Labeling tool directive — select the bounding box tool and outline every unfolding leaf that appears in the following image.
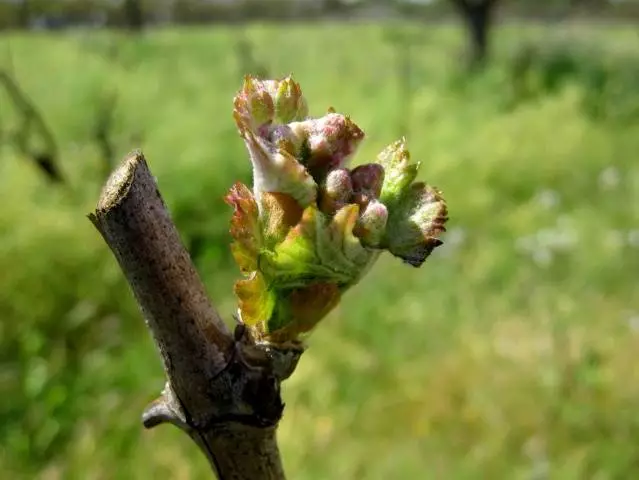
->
[321,204,371,274]
[261,204,376,290]
[259,206,320,287]
[260,191,304,248]
[224,182,261,273]
[235,272,275,327]
[377,139,420,206]
[241,129,317,208]
[384,182,448,267]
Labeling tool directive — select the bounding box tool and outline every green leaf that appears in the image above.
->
[260,204,376,289]
[235,272,276,328]
[384,182,448,267]
[377,139,420,206]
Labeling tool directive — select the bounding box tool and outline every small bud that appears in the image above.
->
[354,200,388,247]
[325,168,353,201]
[287,114,365,180]
[259,203,373,292]
[320,168,353,214]
[348,164,385,211]
[233,76,308,132]
[377,139,420,206]
[249,91,274,128]
[273,76,309,123]
[234,76,275,130]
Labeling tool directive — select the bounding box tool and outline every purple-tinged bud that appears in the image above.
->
[348,163,385,211]
[308,114,364,168]
[285,113,365,180]
[350,163,385,198]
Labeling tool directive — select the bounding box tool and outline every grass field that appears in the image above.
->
[1,21,638,479]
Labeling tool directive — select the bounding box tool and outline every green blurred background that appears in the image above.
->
[1,1,638,478]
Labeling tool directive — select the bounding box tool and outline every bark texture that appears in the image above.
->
[89,151,301,479]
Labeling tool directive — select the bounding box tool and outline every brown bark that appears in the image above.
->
[89,151,301,479]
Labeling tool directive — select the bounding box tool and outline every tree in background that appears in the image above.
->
[16,0,31,28]
[123,0,144,30]
[450,0,499,67]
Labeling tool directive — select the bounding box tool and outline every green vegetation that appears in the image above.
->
[1,22,638,479]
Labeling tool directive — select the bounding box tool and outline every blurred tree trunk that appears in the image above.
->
[17,0,30,29]
[450,0,499,67]
[123,0,144,30]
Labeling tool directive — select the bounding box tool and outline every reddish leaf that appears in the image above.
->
[260,191,304,247]
[225,182,261,273]
[234,272,275,328]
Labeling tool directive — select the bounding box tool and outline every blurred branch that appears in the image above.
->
[0,69,64,183]
[93,89,145,180]
[89,151,296,479]
[94,90,118,179]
